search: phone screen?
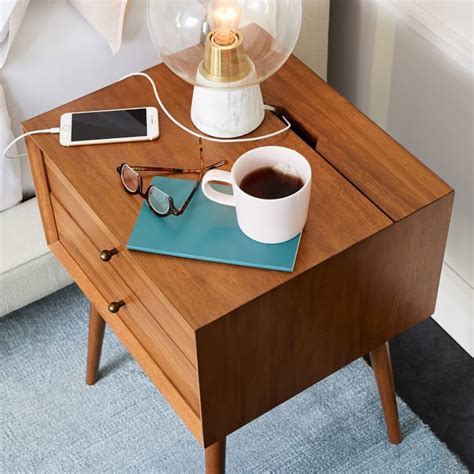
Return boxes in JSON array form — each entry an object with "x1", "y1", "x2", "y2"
[{"x1": 71, "y1": 109, "x2": 147, "y2": 142}]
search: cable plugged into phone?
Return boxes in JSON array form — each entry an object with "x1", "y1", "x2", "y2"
[
  {"x1": 3, "y1": 71, "x2": 291, "y2": 160},
  {"x1": 3, "y1": 128, "x2": 60, "y2": 160}
]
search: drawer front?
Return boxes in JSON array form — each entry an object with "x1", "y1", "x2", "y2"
[
  {"x1": 51, "y1": 195, "x2": 200, "y2": 415},
  {"x1": 45, "y1": 157, "x2": 197, "y2": 368}
]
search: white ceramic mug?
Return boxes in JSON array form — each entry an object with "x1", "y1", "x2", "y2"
[{"x1": 201, "y1": 146, "x2": 312, "y2": 244}]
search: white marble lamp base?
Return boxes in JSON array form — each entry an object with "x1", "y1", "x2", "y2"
[{"x1": 191, "y1": 63, "x2": 265, "y2": 138}]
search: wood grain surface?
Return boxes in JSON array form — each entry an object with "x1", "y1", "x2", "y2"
[
  {"x1": 369, "y1": 342, "x2": 402, "y2": 444},
  {"x1": 205, "y1": 439, "x2": 226, "y2": 474},
  {"x1": 51, "y1": 195, "x2": 201, "y2": 415},
  {"x1": 48, "y1": 239, "x2": 203, "y2": 443},
  {"x1": 45, "y1": 154, "x2": 198, "y2": 368},
  {"x1": 24, "y1": 136, "x2": 58, "y2": 243},
  {"x1": 85, "y1": 305, "x2": 106, "y2": 386}
]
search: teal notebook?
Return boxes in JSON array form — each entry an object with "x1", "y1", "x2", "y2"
[{"x1": 127, "y1": 176, "x2": 301, "y2": 272}]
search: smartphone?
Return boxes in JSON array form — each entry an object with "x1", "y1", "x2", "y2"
[{"x1": 59, "y1": 107, "x2": 159, "y2": 146}]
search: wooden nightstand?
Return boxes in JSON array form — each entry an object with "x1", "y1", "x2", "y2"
[{"x1": 23, "y1": 57, "x2": 453, "y2": 473}]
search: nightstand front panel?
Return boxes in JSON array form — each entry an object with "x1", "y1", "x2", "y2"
[
  {"x1": 47, "y1": 239, "x2": 203, "y2": 442},
  {"x1": 44, "y1": 155, "x2": 198, "y2": 369},
  {"x1": 51, "y1": 195, "x2": 201, "y2": 416}
]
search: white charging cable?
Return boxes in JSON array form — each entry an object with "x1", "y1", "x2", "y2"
[
  {"x1": 3, "y1": 128, "x2": 60, "y2": 160},
  {"x1": 3, "y1": 72, "x2": 291, "y2": 159},
  {"x1": 120, "y1": 72, "x2": 291, "y2": 143}
]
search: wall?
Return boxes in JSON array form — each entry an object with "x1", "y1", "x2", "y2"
[
  {"x1": 328, "y1": 0, "x2": 473, "y2": 355},
  {"x1": 294, "y1": 0, "x2": 330, "y2": 79}
]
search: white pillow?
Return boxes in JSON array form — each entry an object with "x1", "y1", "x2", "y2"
[
  {"x1": 68, "y1": 0, "x2": 128, "y2": 55},
  {"x1": 0, "y1": 0, "x2": 30, "y2": 67},
  {"x1": 0, "y1": 83, "x2": 22, "y2": 211}
]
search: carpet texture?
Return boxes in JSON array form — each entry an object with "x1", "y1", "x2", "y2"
[{"x1": 1, "y1": 285, "x2": 467, "y2": 473}]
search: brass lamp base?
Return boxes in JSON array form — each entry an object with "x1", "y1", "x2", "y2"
[{"x1": 200, "y1": 31, "x2": 250, "y2": 83}]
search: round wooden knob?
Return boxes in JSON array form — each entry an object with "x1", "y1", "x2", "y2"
[
  {"x1": 100, "y1": 248, "x2": 118, "y2": 262},
  {"x1": 108, "y1": 300, "x2": 125, "y2": 313}
]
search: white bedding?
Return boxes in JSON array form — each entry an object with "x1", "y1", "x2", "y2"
[
  {"x1": 0, "y1": 83, "x2": 22, "y2": 211},
  {"x1": 0, "y1": 0, "x2": 30, "y2": 68},
  {"x1": 68, "y1": 0, "x2": 128, "y2": 54}
]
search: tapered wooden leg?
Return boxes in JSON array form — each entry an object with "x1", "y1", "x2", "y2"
[
  {"x1": 205, "y1": 438, "x2": 226, "y2": 474},
  {"x1": 369, "y1": 342, "x2": 402, "y2": 444},
  {"x1": 86, "y1": 305, "x2": 106, "y2": 385}
]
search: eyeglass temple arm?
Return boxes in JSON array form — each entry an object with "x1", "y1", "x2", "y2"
[
  {"x1": 204, "y1": 160, "x2": 227, "y2": 171},
  {"x1": 175, "y1": 174, "x2": 203, "y2": 216},
  {"x1": 125, "y1": 160, "x2": 228, "y2": 174},
  {"x1": 175, "y1": 161, "x2": 228, "y2": 216}
]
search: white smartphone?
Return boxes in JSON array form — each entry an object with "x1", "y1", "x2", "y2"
[{"x1": 59, "y1": 107, "x2": 159, "y2": 147}]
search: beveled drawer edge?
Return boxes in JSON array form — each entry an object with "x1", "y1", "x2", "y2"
[
  {"x1": 49, "y1": 240, "x2": 204, "y2": 444},
  {"x1": 24, "y1": 136, "x2": 58, "y2": 244}
]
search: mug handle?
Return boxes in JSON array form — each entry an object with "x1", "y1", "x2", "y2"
[{"x1": 201, "y1": 170, "x2": 236, "y2": 207}]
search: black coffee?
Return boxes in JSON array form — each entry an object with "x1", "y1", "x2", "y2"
[{"x1": 240, "y1": 166, "x2": 303, "y2": 200}]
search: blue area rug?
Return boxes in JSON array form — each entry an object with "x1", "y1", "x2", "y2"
[{"x1": 1, "y1": 285, "x2": 467, "y2": 473}]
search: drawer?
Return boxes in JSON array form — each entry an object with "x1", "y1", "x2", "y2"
[
  {"x1": 51, "y1": 194, "x2": 200, "y2": 415},
  {"x1": 45, "y1": 156, "x2": 197, "y2": 368}
]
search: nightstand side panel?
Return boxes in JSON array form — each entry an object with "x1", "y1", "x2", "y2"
[{"x1": 196, "y1": 192, "x2": 454, "y2": 447}]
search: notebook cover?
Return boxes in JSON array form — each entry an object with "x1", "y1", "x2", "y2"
[{"x1": 127, "y1": 176, "x2": 301, "y2": 272}]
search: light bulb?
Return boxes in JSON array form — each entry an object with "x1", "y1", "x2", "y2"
[{"x1": 208, "y1": 0, "x2": 241, "y2": 46}]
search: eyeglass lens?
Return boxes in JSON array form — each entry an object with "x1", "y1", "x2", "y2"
[
  {"x1": 121, "y1": 164, "x2": 139, "y2": 193},
  {"x1": 149, "y1": 186, "x2": 171, "y2": 215}
]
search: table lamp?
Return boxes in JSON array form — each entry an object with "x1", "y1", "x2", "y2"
[{"x1": 147, "y1": 0, "x2": 302, "y2": 138}]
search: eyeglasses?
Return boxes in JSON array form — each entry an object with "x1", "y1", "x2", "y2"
[{"x1": 117, "y1": 140, "x2": 227, "y2": 217}]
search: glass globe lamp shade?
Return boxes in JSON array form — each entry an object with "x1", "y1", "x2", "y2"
[
  {"x1": 147, "y1": 0, "x2": 302, "y2": 138},
  {"x1": 147, "y1": 0, "x2": 303, "y2": 89}
]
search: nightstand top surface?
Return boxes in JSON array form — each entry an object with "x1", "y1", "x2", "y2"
[{"x1": 23, "y1": 59, "x2": 450, "y2": 330}]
